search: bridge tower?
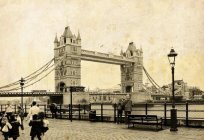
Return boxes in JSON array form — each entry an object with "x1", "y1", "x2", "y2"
[
  {"x1": 120, "y1": 42, "x2": 143, "y2": 93},
  {"x1": 52, "y1": 26, "x2": 82, "y2": 104}
]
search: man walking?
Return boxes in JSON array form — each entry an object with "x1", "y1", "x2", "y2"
[
  {"x1": 26, "y1": 101, "x2": 40, "y2": 121},
  {"x1": 124, "y1": 95, "x2": 132, "y2": 124},
  {"x1": 117, "y1": 99, "x2": 123, "y2": 124}
]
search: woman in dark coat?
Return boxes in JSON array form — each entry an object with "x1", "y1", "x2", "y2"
[
  {"x1": 29, "y1": 114, "x2": 43, "y2": 140},
  {"x1": 9, "y1": 114, "x2": 21, "y2": 140}
]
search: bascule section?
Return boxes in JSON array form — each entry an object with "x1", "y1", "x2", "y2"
[{"x1": 53, "y1": 26, "x2": 143, "y2": 104}]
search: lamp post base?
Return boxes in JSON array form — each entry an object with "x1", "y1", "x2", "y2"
[{"x1": 170, "y1": 108, "x2": 178, "y2": 131}]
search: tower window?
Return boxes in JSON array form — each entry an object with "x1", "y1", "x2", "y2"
[{"x1": 64, "y1": 38, "x2": 66, "y2": 44}]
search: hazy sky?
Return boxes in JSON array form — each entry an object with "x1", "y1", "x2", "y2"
[{"x1": 0, "y1": 0, "x2": 204, "y2": 92}]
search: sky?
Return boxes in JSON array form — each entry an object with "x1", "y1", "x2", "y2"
[{"x1": 0, "y1": 0, "x2": 204, "y2": 93}]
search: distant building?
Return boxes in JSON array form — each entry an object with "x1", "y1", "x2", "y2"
[{"x1": 150, "y1": 80, "x2": 189, "y2": 101}]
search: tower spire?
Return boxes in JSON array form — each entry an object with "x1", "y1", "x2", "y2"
[
  {"x1": 63, "y1": 26, "x2": 73, "y2": 38},
  {"x1": 54, "y1": 34, "x2": 58, "y2": 43},
  {"x1": 77, "y1": 30, "x2": 81, "y2": 40}
]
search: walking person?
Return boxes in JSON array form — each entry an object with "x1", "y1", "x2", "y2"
[
  {"x1": 124, "y1": 95, "x2": 132, "y2": 124},
  {"x1": 5, "y1": 101, "x2": 13, "y2": 121},
  {"x1": 50, "y1": 103, "x2": 58, "y2": 119},
  {"x1": 17, "y1": 105, "x2": 24, "y2": 134},
  {"x1": 38, "y1": 112, "x2": 49, "y2": 139},
  {"x1": 117, "y1": 99, "x2": 123, "y2": 124},
  {"x1": 1, "y1": 116, "x2": 12, "y2": 140},
  {"x1": 9, "y1": 114, "x2": 21, "y2": 140},
  {"x1": 29, "y1": 114, "x2": 43, "y2": 140},
  {"x1": 26, "y1": 101, "x2": 40, "y2": 121}
]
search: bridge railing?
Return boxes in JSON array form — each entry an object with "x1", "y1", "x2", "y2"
[{"x1": 0, "y1": 102, "x2": 203, "y2": 127}]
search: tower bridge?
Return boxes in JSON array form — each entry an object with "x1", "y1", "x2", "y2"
[{"x1": 52, "y1": 26, "x2": 143, "y2": 104}]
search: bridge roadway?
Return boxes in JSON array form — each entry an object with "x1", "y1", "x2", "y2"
[
  {"x1": 0, "y1": 92, "x2": 62, "y2": 97},
  {"x1": 0, "y1": 119, "x2": 203, "y2": 140}
]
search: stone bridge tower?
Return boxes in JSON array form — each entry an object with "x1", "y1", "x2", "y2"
[
  {"x1": 51, "y1": 26, "x2": 81, "y2": 103},
  {"x1": 120, "y1": 42, "x2": 143, "y2": 93}
]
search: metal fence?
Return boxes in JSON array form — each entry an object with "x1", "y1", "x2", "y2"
[{"x1": 0, "y1": 102, "x2": 204, "y2": 127}]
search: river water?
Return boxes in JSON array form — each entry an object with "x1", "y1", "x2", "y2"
[{"x1": 91, "y1": 104, "x2": 204, "y2": 119}]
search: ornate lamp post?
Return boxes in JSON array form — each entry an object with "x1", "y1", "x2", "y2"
[
  {"x1": 19, "y1": 77, "x2": 25, "y2": 108},
  {"x1": 168, "y1": 48, "x2": 178, "y2": 131}
]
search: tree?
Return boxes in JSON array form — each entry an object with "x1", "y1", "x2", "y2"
[{"x1": 189, "y1": 87, "x2": 203, "y2": 100}]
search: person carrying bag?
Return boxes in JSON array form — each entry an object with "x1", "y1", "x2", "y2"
[{"x1": 1, "y1": 116, "x2": 12, "y2": 140}]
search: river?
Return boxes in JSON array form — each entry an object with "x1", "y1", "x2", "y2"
[{"x1": 90, "y1": 104, "x2": 204, "y2": 119}]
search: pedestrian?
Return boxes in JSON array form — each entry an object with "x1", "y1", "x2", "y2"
[
  {"x1": 26, "y1": 101, "x2": 40, "y2": 121},
  {"x1": 29, "y1": 114, "x2": 43, "y2": 140},
  {"x1": 117, "y1": 99, "x2": 123, "y2": 124},
  {"x1": 38, "y1": 112, "x2": 49, "y2": 137},
  {"x1": 9, "y1": 114, "x2": 21, "y2": 140},
  {"x1": 50, "y1": 103, "x2": 58, "y2": 119},
  {"x1": 17, "y1": 105, "x2": 24, "y2": 133},
  {"x1": 124, "y1": 95, "x2": 132, "y2": 124},
  {"x1": 5, "y1": 101, "x2": 13, "y2": 121},
  {"x1": 1, "y1": 116, "x2": 12, "y2": 140}
]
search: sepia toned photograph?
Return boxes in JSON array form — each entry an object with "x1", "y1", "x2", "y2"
[{"x1": 0, "y1": 0, "x2": 204, "y2": 139}]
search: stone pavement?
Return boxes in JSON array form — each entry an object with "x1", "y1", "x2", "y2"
[{"x1": 0, "y1": 119, "x2": 204, "y2": 140}]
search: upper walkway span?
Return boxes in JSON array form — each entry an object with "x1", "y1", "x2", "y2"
[{"x1": 81, "y1": 49, "x2": 135, "y2": 65}]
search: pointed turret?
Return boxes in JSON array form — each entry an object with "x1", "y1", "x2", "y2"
[
  {"x1": 140, "y1": 45, "x2": 143, "y2": 54},
  {"x1": 77, "y1": 31, "x2": 81, "y2": 40},
  {"x1": 54, "y1": 34, "x2": 58, "y2": 43},
  {"x1": 77, "y1": 30, "x2": 81, "y2": 45},
  {"x1": 63, "y1": 26, "x2": 73, "y2": 38},
  {"x1": 54, "y1": 34, "x2": 59, "y2": 47},
  {"x1": 127, "y1": 42, "x2": 136, "y2": 52}
]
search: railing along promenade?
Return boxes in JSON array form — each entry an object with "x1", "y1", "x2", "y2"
[{"x1": 0, "y1": 102, "x2": 203, "y2": 127}]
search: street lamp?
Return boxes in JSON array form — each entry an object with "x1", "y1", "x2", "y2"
[
  {"x1": 168, "y1": 48, "x2": 178, "y2": 131},
  {"x1": 19, "y1": 77, "x2": 25, "y2": 108}
]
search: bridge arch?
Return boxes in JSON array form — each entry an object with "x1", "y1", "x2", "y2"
[{"x1": 56, "y1": 82, "x2": 66, "y2": 92}]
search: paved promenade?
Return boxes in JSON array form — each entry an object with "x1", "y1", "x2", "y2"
[{"x1": 1, "y1": 119, "x2": 204, "y2": 140}]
